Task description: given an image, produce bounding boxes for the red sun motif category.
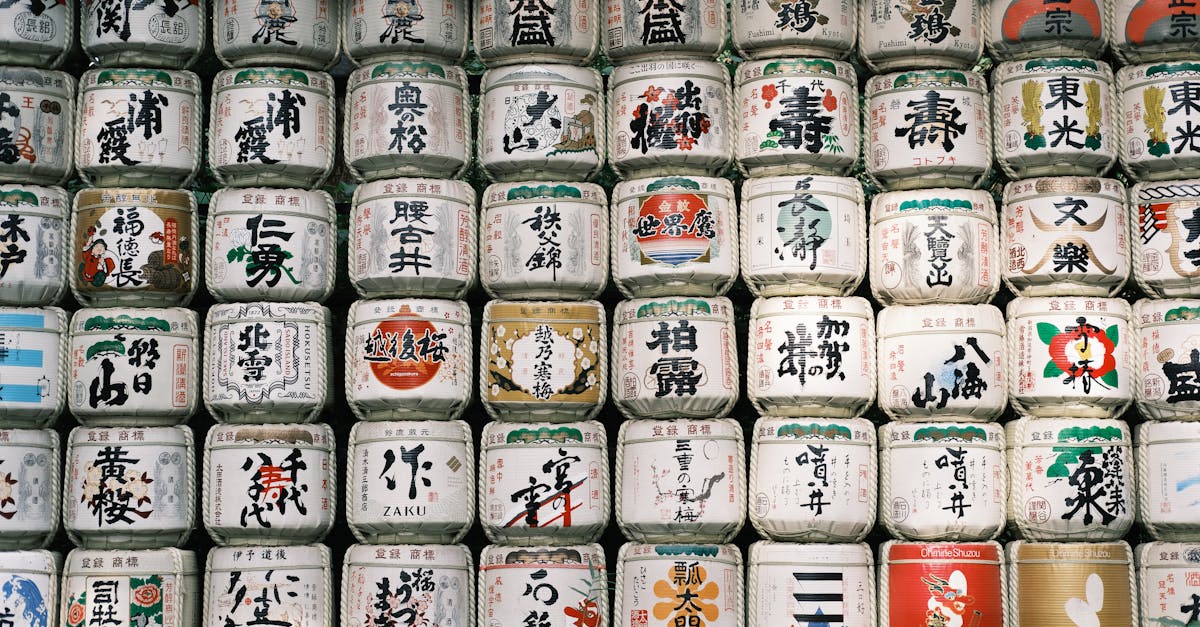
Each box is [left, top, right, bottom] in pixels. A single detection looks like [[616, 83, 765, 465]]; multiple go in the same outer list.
[[367, 311, 444, 391]]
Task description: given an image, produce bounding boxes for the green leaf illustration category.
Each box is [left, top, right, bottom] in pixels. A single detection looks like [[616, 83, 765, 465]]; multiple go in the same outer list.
[[1105, 324, 1118, 345], [1037, 322, 1060, 345], [1043, 360, 1063, 378], [1101, 369, 1119, 387]]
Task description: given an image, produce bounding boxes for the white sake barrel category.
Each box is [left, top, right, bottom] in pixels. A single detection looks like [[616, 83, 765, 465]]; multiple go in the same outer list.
[[879, 422, 1007, 541], [82, 0, 204, 69], [612, 175, 737, 298], [0, 184, 68, 306], [345, 298, 471, 421], [206, 188, 335, 303], [603, 0, 724, 62], [76, 69, 201, 188], [62, 548, 198, 627], [1131, 179, 1200, 298], [209, 67, 335, 188], [1136, 422, 1200, 540], [0, 0, 71, 68], [70, 188, 198, 307], [349, 178, 477, 299], [0, 67, 74, 186], [612, 296, 738, 420], [0, 429, 59, 549], [748, 296, 875, 417], [858, 0, 983, 71], [993, 59, 1116, 179], [214, 0, 338, 69], [481, 181, 608, 300], [879, 541, 1006, 627], [479, 544, 608, 627], [1001, 177, 1129, 297], [1006, 417, 1135, 541], [63, 425, 194, 549], [0, 550, 59, 627], [616, 418, 746, 543], [0, 306, 67, 427], [68, 307, 198, 426], [748, 541, 873, 627], [1113, 0, 1200, 63], [203, 423, 335, 546], [479, 65, 605, 181], [343, 0, 469, 65], [205, 544, 330, 627], [749, 417, 876, 542], [985, 0, 1108, 60], [616, 543, 744, 627], [341, 544, 473, 627], [1134, 298, 1200, 420], [731, 0, 856, 60], [877, 304, 1007, 421], [1006, 296, 1133, 417], [474, 0, 600, 65], [608, 60, 733, 178], [740, 175, 866, 297], [1007, 541, 1136, 627], [346, 420, 475, 544], [203, 302, 331, 423], [1120, 62, 1200, 182], [481, 300, 606, 421], [1136, 542, 1200, 626], [735, 58, 860, 177], [480, 421, 609, 545], [345, 61, 471, 181]]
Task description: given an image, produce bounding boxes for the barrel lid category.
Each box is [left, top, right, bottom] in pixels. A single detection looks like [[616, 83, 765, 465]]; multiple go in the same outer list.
[[483, 64, 601, 90], [615, 297, 734, 323], [479, 544, 605, 567], [0, 428, 58, 448], [350, 420, 471, 445], [620, 418, 742, 443], [1008, 540, 1132, 563], [71, 307, 197, 335], [482, 421, 605, 448], [207, 544, 329, 571], [209, 188, 335, 222], [753, 416, 876, 443], [880, 422, 1004, 448], [1136, 420, 1200, 445], [69, 425, 191, 447], [65, 547, 198, 575], [877, 303, 1005, 336], [350, 298, 470, 326], [751, 295, 874, 319], [0, 549, 59, 572], [749, 541, 871, 566], [206, 423, 334, 450], [483, 181, 606, 206], [0, 306, 65, 333], [866, 69, 986, 94], [871, 188, 996, 223], [1135, 541, 1200, 567], [1006, 417, 1132, 447], [1006, 296, 1133, 320], [207, 301, 329, 326], [343, 543, 470, 568]]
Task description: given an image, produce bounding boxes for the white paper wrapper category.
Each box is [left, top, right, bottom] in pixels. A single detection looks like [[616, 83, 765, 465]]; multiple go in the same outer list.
[[1135, 542, 1200, 626], [731, 0, 855, 60], [1119, 62, 1200, 182], [0, 67, 74, 186], [1136, 422, 1200, 540], [857, 0, 982, 71], [1134, 298, 1200, 420], [342, 0, 468, 65], [0, 306, 67, 427], [213, 0, 338, 69], [1113, 0, 1200, 64], [748, 541, 873, 627], [478, 544, 607, 627], [0, 550, 60, 627], [984, 0, 1108, 60], [0, 429, 59, 549], [603, 0, 723, 62], [0, 1, 72, 68], [1131, 179, 1200, 298], [82, 0, 204, 69], [204, 544, 330, 627], [474, 0, 599, 65], [0, 184, 68, 306], [62, 547, 199, 627], [615, 543, 744, 627], [340, 544, 473, 627]]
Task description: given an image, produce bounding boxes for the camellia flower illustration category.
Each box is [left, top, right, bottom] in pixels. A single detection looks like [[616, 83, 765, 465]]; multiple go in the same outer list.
[[1040, 317, 1119, 393], [652, 563, 720, 627], [67, 599, 86, 627], [133, 583, 161, 607]]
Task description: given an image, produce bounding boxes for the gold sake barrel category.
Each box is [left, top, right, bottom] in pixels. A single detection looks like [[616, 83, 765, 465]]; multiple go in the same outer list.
[[1007, 541, 1135, 627], [213, 0, 339, 69], [81, 0, 205, 69]]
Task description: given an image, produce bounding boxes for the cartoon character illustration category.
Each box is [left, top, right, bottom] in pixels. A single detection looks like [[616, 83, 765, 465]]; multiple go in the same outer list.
[[79, 231, 116, 287], [1064, 573, 1104, 627], [923, 571, 979, 627]]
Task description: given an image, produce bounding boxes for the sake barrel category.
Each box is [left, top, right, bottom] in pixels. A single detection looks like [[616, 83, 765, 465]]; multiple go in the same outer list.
[[1113, 0, 1200, 63], [0, 184, 68, 306], [203, 423, 336, 546], [345, 298, 471, 421], [985, 0, 1107, 60], [879, 422, 1007, 541], [203, 302, 331, 423], [1001, 177, 1129, 296], [612, 176, 738, 298], [748, 296, 876, 417], [1006, 296, 1133, 417], [1119, 62, 1200, 182], [1136, 542, 1200, 627], [213, 0, 338, 69], [615, 543, 743, 627], [870, 189, 1000, 305], [474, 0, 600, 65], [1134, 298, 1200, 420], [478, 544, 608, 627], [479, 65, 605, 181], [349, 178, 477, 299], [865, 70, 991, 190], [70, 188, 198, 307], [0, 428, 59, 549], [205, 544, 330, 627], [206, 188, 336, 303], [343, 0, 469, 65], [209, 67, 335, 188], [747, 541, 873, 627], [603, 0, 725, 62], [735, 58, 860, 177], [608, 60, 733, 178], [0, 0, 71, 68], [731, 0, 856, 60], [740, 175, 867, 297], [62, 548, 198, 627], [1136, 421, 1200, 540], [340, 544, 473, 627], [1131, 179, 1200, 298], [345, 420, 475, 544], [344, 61, 471, 181], [68, 307, 198, 426], [63, 425, 195, 549], [480, 421, 609, 545], [612, 296, 739, 420], [1007, 541, 1136, 627], [877, 304, 1007, 421], [616, 418, 746, 543], [878, 541, 1005, 627], [993, 59, 1117, 178], [0, 550, 59, 627], [481, 181, 608, 300], [1006, 417, 1135, 540], [858, 0, 983, 71], [0, 306, 67, 427], [749, 417, 876, 543], [0, 67, 73, 186], [82, 0, 205, 69]]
